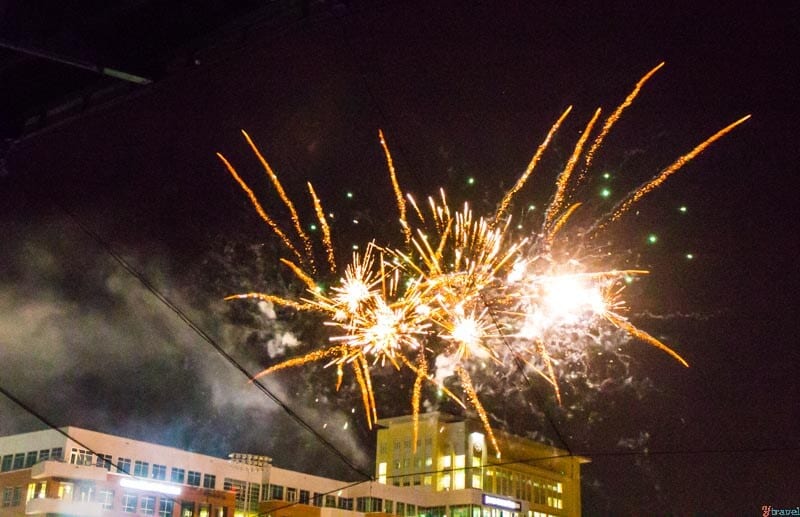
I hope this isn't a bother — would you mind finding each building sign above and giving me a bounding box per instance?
[482,494,521,511]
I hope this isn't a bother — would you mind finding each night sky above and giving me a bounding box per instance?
[1,1,798,514]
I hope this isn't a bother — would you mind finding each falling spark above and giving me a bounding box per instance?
[241,130,315,271]
[605,114,752,225]
[307,182,336,272]
[379,129,411,244]
[583,62,666,171]
[219,64,748,453]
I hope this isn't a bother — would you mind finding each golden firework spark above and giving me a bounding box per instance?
[218,64,748,453]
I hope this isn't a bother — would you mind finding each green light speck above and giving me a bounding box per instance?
[600,188,611,198]
[647,234,658,244]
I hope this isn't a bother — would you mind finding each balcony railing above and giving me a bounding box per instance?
[25,497,104,516]
[30,460,109,481]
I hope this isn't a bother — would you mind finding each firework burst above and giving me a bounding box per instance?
[218,63,749,454]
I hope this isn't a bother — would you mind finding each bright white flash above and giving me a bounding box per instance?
[364,304,401,351]
[543,276,607,320]
[452,316,482,348]
[338,279,372,312]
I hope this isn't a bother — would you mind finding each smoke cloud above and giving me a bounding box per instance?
[0,216,370,479]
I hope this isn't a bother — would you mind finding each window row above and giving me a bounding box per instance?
[121,492,175,515]
[67,449,217,489]
[0,447,63,472]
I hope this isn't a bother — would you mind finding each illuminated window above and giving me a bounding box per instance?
[98,489,114,509]
[57,482,73,500]
[440,455,451,468]
[122,493,138,513]
[472,474,482,489]
[439,474,451,490]
[171,467,185,483]
[28,483,48,501]
[187,471,201,486]
[159,499,174,517]
[133,460,149,477]
[379,462,388,484]
[181,501,195,516]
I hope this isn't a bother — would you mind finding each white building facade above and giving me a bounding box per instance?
[0,414,585,517]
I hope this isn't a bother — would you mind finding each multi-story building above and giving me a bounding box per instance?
[373,413,587,517]
[0,413,586,517]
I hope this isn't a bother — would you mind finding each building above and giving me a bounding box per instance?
[373,413,587,517]
[0,413,586,517]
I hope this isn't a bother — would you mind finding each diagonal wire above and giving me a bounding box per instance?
[13,178,372,480]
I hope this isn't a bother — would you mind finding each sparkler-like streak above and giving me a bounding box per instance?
[218,64,748,453]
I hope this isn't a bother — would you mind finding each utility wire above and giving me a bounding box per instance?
[481,292,574,455]
[11,178,372,481]
[0,384,131,476]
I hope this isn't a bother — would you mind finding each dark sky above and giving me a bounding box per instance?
[1,1,798,514]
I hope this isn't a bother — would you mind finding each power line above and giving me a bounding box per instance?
[9,177,372,481]
[0,384,129,476]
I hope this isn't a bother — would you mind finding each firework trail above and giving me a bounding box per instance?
[217,64,748,454]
